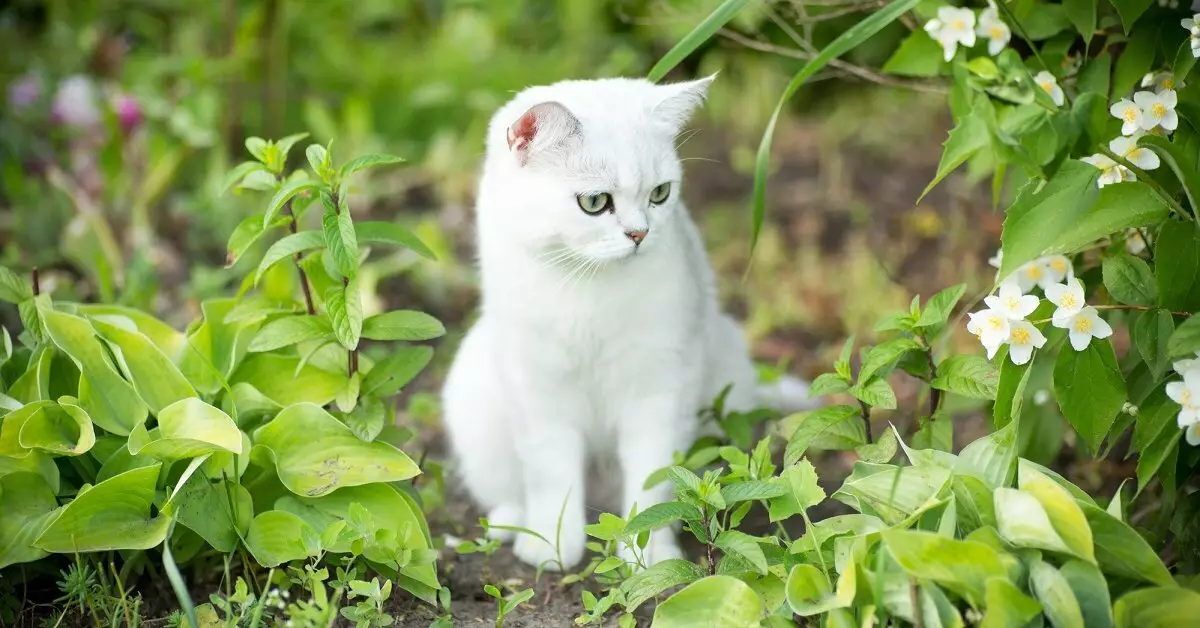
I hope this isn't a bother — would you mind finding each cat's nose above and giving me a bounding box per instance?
[625,229,648,245]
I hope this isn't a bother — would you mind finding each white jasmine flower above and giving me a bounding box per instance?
[1013,259,1065,292]
[1055,305,1113,351]
[1126,229,1148,255]
[1174,354,1200,378]
[1134,89,1178,132]
[988,250,1003,269]
[976,5,1011,56]
[1045,278,1085,326]
[1081,153,1134,187]
[1167,372,1200,427]
[1007,320,1047,365]
[1034,71,1065,107]
[51,75,100,128]
[1041,255,1073,287]
[1110,135,1160,171]
[925,7,977,62]
[967,308,1010,359]
[1187,423,1200,446]
[985,279,1040,321]
[1141,71,1181,93]
[1183,15,1200,58]
[1110,99,1145,136]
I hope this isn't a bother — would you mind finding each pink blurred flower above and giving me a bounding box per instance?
[51,75,101,128]
[7,73,42,111]
[111,92,142,133]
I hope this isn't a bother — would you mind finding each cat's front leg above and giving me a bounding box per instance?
[616,393,691,567]
[512,413,587,570]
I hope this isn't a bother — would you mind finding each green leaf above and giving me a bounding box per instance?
[245,137,268,162]
[231,353,343,407]
[921,110,990,201]
[361,310,445,342]
[1169,315,1200,359]
[18,296,49,345]
[41,308,148,436]
[720,481,787,504]
[651,575,763,627]
[1157,220,1200,312]
[983,578,1043,628]
[275,132,309,163]
[881,529,1006,607]
[855,427,898,463]
[625,502,702,536]
[339,154,404,179]
[254,230,325,284]
[1053,339,1126,453]
[751,0,922,250]
[1060,560,1113,628]
[245,510,320,567]
[767,460,825,522]
[859,338,921,384]
[931,355,1000,400]
[1081,503,1173,586]
[882,30,944,77]
[17,399,96,456]
[808,373,850,397]
[1113,22,1156,95]
[174,477,252,553]
[833,463,950,525]
[220,161,269,196]
[1029,561,1085,628]
[306,144,328,174]
[35,465,169,552]
[127,397,243,461]
[322,201,359,279]
[356,221,436,260]
[1109,0,1154,34]
[994,487,1077,556]
[252,402,420,497]
[247,315,333,353]
[715,530,768,575]
[1102,254,1156,306]
[361,345,433,397]
[1063,0,1096,43]
[92,319,195,414]
[1134,310,1175,379]
[1140,135,1200,214]
[1113,586,1200,628]
[916,283,967,328]
[619,558,706,611]
[0,266,32,303]
[955,420,1016,489]
[784,405,859,466]
[1019,464,1095,563]
[646,0,750,82]
[785,564,852,616]
[325,280,363,351]
[0,472,57,569]
[226,213,288,268]
[263,180,321,228]
[849,377,897,409]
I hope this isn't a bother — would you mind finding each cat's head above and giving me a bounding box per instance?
[480,76,714,263]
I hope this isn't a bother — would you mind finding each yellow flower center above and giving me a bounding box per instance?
[987,316,1005,330]
[951,19,965,30]
[1006,296,1020,310]
[1163,78,1175,89]
[1184,389,1193,406]
[1026,265,1043,280]
[1011,327,1031,345]
[990,26,1005,39]
[1060,293,1077,308]
[1123,107,1138,122]
[1039,81,1054,94]
[1152,103,1168,118]
[1050,258,1067,273]
[1073,317,1092,334]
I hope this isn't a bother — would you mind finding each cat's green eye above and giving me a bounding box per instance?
[649,182,671,204]
[577,192,612,215]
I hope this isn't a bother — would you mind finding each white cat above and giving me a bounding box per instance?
[442,76,814,570]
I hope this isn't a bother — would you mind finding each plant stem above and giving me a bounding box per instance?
[31,266,39,296]
[1098,145,1191,219]
[922,341,941,421]
[284,199,317,315]
[858,400,873,444]
[1093,304,1190,317]
[700,506,717,576]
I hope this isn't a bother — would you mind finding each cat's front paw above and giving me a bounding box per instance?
[619,529,684,569]
[513,529,585,571]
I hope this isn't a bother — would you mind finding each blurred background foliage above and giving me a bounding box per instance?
[1,0,1000,454]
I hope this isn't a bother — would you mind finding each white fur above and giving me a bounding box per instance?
[442,76,814,570]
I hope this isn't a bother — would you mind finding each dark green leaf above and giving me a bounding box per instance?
[646,0,751,82]
[325,280,363,351]
[339,154,405,179]
[360,311,445,342]
[1082,503,1173,586]
[226,214,288,268]
[247,315,333,353]
[1108,0,1154,34]
[1112,22,1155,94]
[882,30,944,77]
[1156,220,1200,312]
[1134,310,1175,378]
[1060,560,1114,628]
[784,405,860,466]
[916,283,966,328]
[1136,422,1181,493]
[262,180,321,228]
[921,110,989,201]
[254,230,325,284]
[1140,135,1200,213]
[625,502,702,536]
[361,345,433,397]
[1103,254,1157,306]
[1168,315,1200,358]
[356,221,437,260]
[1054,339,1126,453]
[720,481,787,504]
[1064,0,1096,43]
[931,355,1000,400]
[859,338,920,383]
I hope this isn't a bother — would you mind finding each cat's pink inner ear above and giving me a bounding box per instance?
[505,102,578,165]
[507,109,538,153]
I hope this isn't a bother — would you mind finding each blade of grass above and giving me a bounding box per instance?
[647,0,751,82]
[750,0,921,254]
[162,522,198,628]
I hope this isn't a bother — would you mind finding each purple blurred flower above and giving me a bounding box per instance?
[51,75,101,128]
[111,92,142,133]
[7,73,42,111]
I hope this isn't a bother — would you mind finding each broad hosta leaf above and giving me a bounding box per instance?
[232,354,343,406]
[92,319,195,414]
[41,308,147,436]
[325,280,363,350]
[262,180,321,227]
[932,355,999,400]
[881,529,1006,607]
[1168,315,1200,359]
[785,564,853,616]
[995,487,1077,556]
[1060,560,1113,628]
[1081,503,1173,586]
[646,0,750,82]
[1134,310,1175,379]
[784,405,860,466]
[247,315,333,353]
[983,578,1043,628]
[0,266,32,303]
[1030,560,1085,628]
[76,304,184,356]
[651,575,763,628]
[1053,339,1126,453]
[355,221,436,260]
[361,345,433,397]
[1018,464,1094,563]
[1113,586,1200,628]
[619,558,706,611]
[253,402,419,497]
[254,230,325,284]
[1156,220,1200,312]
[625,502,702,536]
[174,477,252,553]
[127,398,242,461]
[35,465,169,552]
[833,463,950,525]
[17,399,96,456]
[715,530,768,575]
[955,420,1016,489]
[339,154,404,179]
[245,510,320,567]
[0,472,57,569]
[360,311,445,342]
[1102,254,1156,306]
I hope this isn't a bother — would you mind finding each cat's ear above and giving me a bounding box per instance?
[506,101,580,165]
[652,74,716,131]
